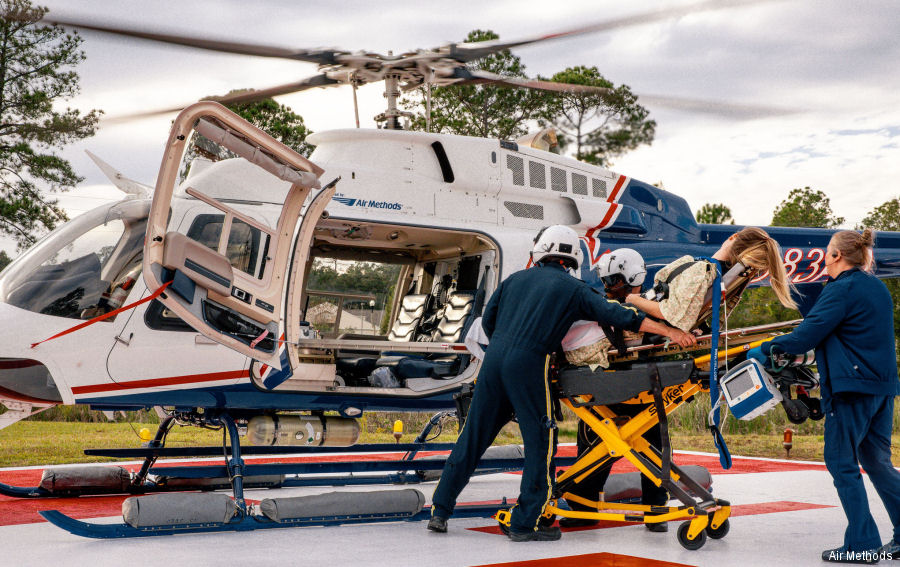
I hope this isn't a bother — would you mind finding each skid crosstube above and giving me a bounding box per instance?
[542,360,732,550]
[147,457,574,479]
[83,442,460,459]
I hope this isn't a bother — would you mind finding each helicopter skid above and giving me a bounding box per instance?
[38,502,500,539]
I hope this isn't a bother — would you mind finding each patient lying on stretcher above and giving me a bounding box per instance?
[564,227,798,368]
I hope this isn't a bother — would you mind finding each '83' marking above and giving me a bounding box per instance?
[751,247,829,285]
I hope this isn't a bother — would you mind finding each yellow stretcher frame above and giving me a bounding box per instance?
[494,320,801,550]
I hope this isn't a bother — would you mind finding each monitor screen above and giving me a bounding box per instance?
[725,368,756,399]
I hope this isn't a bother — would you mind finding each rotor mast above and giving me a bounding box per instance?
[374,73,414,130]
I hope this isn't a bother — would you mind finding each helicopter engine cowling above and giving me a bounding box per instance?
[247,414,360,447]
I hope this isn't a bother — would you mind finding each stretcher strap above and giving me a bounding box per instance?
[30,281,173,349]
[705,259,732,469]
[649,364,672,483]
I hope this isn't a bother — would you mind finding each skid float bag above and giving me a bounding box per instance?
[259,489,425,522]
[123,493,237,527]
[40,465,131,493]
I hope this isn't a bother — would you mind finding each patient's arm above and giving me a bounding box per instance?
[626,294,665,320]
[638,317,696,347]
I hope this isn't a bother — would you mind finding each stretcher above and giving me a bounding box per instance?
[495,319,816,550]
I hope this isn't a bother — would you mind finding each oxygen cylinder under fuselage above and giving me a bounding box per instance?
[247,415,360,447]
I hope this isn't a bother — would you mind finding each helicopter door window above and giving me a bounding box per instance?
[186,214,270,279]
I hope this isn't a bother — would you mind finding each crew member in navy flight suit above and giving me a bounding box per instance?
[428,226,697,541]
[748,229,900,564]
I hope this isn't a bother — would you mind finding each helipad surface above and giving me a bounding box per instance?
[0,445,894,567]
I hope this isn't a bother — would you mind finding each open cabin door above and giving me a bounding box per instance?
[142,102,324,367]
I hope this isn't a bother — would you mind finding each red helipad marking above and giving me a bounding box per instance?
[0,495,129,526]
[468,500,835,535]
[472,552,694,567]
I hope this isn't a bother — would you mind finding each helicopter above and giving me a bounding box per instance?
[0,2,899,507]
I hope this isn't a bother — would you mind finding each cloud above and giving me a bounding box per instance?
[3,0,894,258]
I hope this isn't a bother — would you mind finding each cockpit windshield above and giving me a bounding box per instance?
[0,199,149,321]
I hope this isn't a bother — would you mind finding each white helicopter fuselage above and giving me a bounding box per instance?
[0,107,693,427]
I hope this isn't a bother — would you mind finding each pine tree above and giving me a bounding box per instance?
[0,0,101,247]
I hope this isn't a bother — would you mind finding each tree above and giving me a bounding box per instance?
[541,66,654,166]
[0,249,10,271]
[0,1,101,248]
[181,94,312,177]
[859,196,900,367]
[859,197,900,232]
[402,30,559,139]
[771,187,845,228]
[696,203,734,225]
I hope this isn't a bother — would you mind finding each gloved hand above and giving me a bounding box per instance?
[746,345,769,366]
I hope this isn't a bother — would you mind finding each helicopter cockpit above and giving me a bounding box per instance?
[0,199,148,322]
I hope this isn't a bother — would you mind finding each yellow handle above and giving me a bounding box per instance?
[693,336,774,366]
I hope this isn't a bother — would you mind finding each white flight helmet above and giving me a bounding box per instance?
[596,247,646,287]
[532,225,582,270]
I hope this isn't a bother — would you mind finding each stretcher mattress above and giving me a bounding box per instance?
[557,360,695,406]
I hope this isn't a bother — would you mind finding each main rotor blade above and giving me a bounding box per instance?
[38,14,342,65]
[103,74,341,124]
[638,94,796,119]
[453,70,796,119]
[458,69,615,95]
[451,0,775,61]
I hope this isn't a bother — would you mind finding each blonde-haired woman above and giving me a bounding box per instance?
[625,226,797,331]
[749,229,900,562]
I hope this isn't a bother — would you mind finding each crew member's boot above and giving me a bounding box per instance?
[427,515,448,533]
[509,525,562,542]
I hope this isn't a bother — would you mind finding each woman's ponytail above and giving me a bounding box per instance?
[763,237,799,310]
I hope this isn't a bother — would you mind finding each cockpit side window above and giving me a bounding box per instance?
[4,219,135,320]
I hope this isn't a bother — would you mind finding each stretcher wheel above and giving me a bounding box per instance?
[677,522,707,550]
[706,518,730,539]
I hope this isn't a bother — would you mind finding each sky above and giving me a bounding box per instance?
[3,0,899,255]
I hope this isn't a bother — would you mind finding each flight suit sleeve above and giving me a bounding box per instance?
[481,281,504,339]
[766,283,846,356]
[578,286,646,332]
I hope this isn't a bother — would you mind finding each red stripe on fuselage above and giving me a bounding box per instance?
[71,369,249,395]
[585,175,627,240]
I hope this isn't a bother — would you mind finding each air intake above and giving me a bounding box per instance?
[504,201,544,220]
